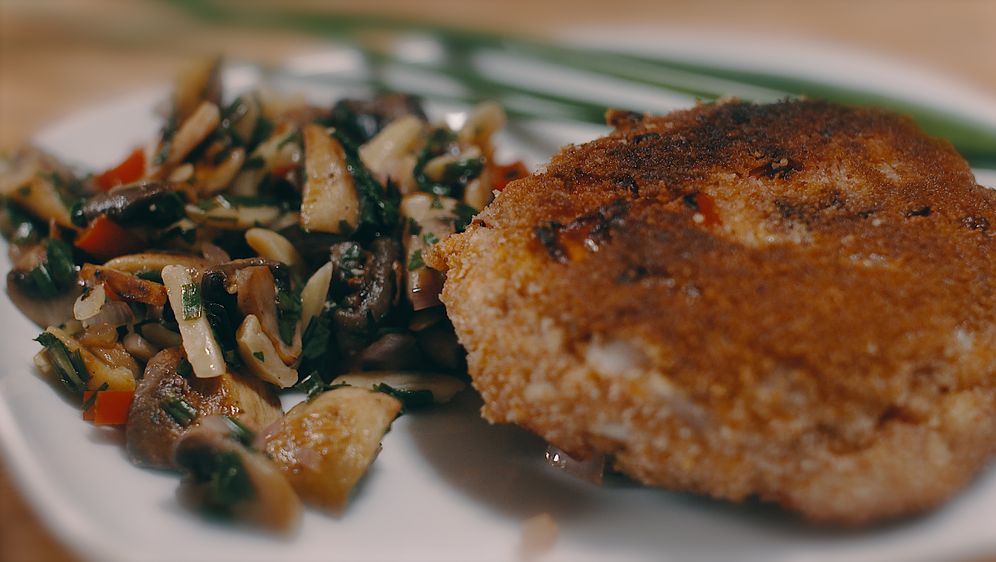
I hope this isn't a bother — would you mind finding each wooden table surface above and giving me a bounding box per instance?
[1,1,994,560]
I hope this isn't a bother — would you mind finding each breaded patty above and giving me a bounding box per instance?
[427,100,996,525]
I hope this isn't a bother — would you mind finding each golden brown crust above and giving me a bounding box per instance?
[428,99,996,525]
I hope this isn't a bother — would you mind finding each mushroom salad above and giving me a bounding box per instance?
[0,58,528,532]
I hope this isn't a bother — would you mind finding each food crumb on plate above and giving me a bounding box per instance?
[519,512,558,561]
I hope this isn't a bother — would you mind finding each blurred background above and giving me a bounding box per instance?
[1,1,994,560]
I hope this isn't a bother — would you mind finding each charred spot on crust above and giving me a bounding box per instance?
[632,132,661,145]
[772,191,846,224]
[583,199,629,247]
[533,200,630,263]
[905,206,932,218]
[615,175,640,197]
[682,193,700,211]
[750,157,803,179]
[535,222,568,263]
[775,199,800,220]
[616,263,670,284]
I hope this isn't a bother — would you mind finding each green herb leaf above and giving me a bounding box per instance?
[81,382,110,412]
[330,130,400,235]
[453,202,478,232]
[275,284,301,347]
[35,331,89,396]
[242,155,265,170]
[301,314,331,360]
[442,157,484,184]
[28,265,58,298]
[373,382,434,411]
[406,217,422,235]
[160,395,198,427]
[45,239,77,289]
[135,270,164,284]
[252,351,265,361]
[222,416,256,448]
[181,282,202,320]
[407,249,424,271]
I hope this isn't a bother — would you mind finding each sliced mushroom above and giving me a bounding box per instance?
[194,146,246,195]
[458,100,506,156]
[462,166,493,211]
[204,257,283,288]
[228,123,301,198]
[162,101,221,168]
[236,314,298,388]
[234,265,301,364]
[262,387,400,512]
[172,57,222,126]
[400,193,458,310]
[77,181,186,228]
[79,324,141,379]
[199,258,287,362]
[416,317,465,372]
[126,347,283,469]
[0,147,79,229]
[103,252,211,275]
[175,415,300,533]
[300,124,359,234]
[122,332,160,363]
[80,264,167,306]
[350,332,424,372]
[185,197,282,231]
[359,114,425,188]
[222,93,261,146]
[328,238,401,354]
[5,175,75,228]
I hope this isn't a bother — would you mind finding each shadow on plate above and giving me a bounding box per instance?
[405,390,940,559]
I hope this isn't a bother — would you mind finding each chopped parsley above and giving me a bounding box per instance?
[442,157,485,185]
[453,202,478,232]
[408,249,425,271]
[330,130,399,236]
[181,282,202,320]
[406,217,422,235]
[275,283,301,347]
[242,155,265,170]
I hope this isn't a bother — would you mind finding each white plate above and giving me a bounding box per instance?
[2,37,996,562]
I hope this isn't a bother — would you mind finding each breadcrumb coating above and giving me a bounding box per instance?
[428,100,996,525]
